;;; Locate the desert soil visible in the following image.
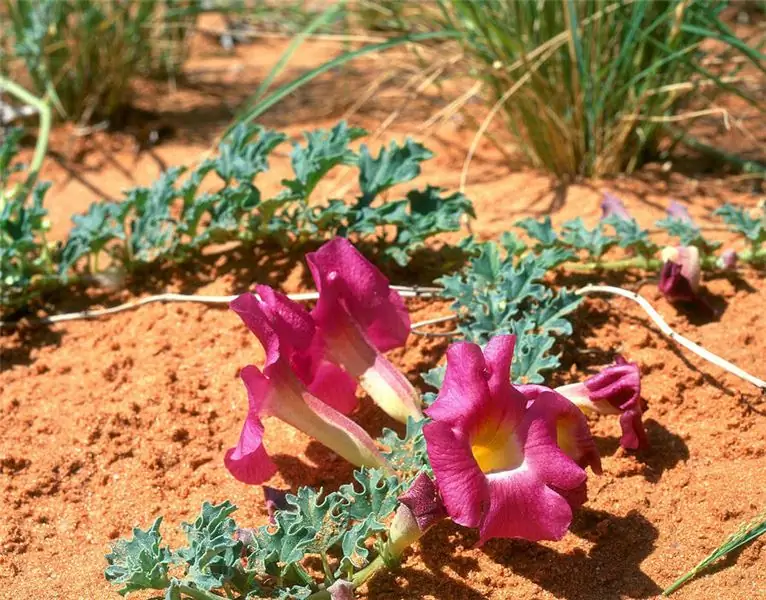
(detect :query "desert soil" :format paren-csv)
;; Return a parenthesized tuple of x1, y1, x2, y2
(2, 15, 765, 600)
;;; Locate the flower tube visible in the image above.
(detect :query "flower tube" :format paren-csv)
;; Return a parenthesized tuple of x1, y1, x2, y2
(552, 357, 648, 450)
(423, 336, 599, 544)
(307, 238, 422, 423)
(225, 289, 388, 484)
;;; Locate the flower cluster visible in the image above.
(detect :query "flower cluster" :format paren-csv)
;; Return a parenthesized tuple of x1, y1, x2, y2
(226, 239, 649, 546)
(226, 238, 422, 484)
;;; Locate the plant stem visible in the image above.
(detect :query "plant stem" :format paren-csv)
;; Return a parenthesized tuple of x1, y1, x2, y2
(577, 284, 766, 393)
(0, 76, 52, 193)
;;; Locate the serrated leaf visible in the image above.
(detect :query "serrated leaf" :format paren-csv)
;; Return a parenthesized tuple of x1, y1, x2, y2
(379, 418, 430, 480)
(511, 330, 558, 384)
(337, 468, 400, 524)
(714, 203, 765, 244)
(357, 138, 433, 207)
(282, 487, 348, 554)
(533, 289, 582, 336)
(421, 365, 446, 389)
(274, 585, 313, 599)
(282, 121, 366, 200)
(176, 501, 242, 591)
(560, 217, 617, 258)
(517, 216, 558, 248)
(603, 215, 657, 256)
(215, 123, 285, 184)
(656, 216, 720, 251)
(105, 518, 172, 595)
(500, 231, 527, 256)
(337, 514, 385, 573)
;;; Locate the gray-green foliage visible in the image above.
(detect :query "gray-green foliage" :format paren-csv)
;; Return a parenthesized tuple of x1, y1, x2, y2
(2, 121, 473, 312)
(0, 129, 57, 307)
(438, 241, 581, 384)
(105, 463, 413, 598)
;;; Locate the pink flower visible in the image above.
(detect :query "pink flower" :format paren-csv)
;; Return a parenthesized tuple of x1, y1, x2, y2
(307, 238, 422, 423)
(601, 192, 631, 221)
(553, 357, 648, 450)
(659, 246, 701, 304)
(225, 288, 388, 484)
(423, 336, 600, 544)
(388, 473, 447, 558)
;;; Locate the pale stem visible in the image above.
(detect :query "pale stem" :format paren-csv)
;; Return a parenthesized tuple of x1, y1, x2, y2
(577, 284, 766, 393)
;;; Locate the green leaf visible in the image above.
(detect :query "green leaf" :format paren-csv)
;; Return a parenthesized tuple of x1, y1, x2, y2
(281, 121, 366, 201)
(604, 215, 658, 257)
(511, 328, 558, 384)
(337, 468, 401, 524)
(105, 518, 172, 595)
(282, 487, 348, 554)
(357, 138, 433, 207)
(379, 418, 430, 481)
(533, 289, 582, 336)
(560, 217, 617, 258)
(714, 203, 765, 245)
(215, 124, 285, 184)
(421, 365, 446, 389)
(655, 216, 720, 251)
(175, 501, 242, 591)
(517, 216, 558, 248)
(337, 514, 385, 574)
(274, 585, 313, 599)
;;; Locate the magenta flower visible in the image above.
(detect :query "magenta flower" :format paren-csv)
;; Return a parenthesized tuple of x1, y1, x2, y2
(307, 238, 422, 423)
(601, 192, 631, 221)
(423, 336, 600, 544)
(659, 246, 701, 304)
(388, 472, 447, 558)
(553, 357, 648, 450)
(225, 288, 388, 484)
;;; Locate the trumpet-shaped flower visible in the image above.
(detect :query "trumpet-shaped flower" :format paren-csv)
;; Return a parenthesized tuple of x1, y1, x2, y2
(718, 249, 737, 270)
(423, 336, 600, 544)
(659, 246, 701, 304)
(225, 288, 387, 484)
(307, 238, 422, 423)
(601, 192, 631, 221)
(552, 357, 648, 450)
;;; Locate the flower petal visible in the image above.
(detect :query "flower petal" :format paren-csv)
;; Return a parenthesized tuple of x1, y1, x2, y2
(480, 470, 575, 544)
(423, 420, 487, 528)
(659, 260, 698, 303)
(307, 360, 359, 415)
(307, 238, 410, 352)
(667, 200, 693, 223)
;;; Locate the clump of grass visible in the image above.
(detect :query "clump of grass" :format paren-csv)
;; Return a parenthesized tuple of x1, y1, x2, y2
(3, 0, 202, 124)
(410, 0, 765, 178)
(663, 508, 766, 596)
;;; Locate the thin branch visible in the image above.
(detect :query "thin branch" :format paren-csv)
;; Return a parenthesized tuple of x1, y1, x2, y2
(577, 284, 766, 393)
(0, 286, 444, 329)
(409, 314, 457, 330)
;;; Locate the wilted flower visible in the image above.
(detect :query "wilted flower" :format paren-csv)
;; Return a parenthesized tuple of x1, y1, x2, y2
(667, 200, 693, 223)
(423, 336, 600, 544)
(327, 579, 354, 600)
(659, 246, 701, 304)
(552, 357, 648, 450)
(225, 288, 388, 484)
(307, 238, 422, 423)
(263, 486, 290, 523)
(389, 472, 447, 558)
(601, 192, 631, 221)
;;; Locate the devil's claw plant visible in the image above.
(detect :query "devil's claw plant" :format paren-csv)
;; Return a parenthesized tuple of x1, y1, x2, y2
(1, 121, 474, 314)
(106, 238, 652, 599)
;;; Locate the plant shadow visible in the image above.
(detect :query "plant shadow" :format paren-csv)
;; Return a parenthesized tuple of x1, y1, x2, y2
(482, 508, 662, 600)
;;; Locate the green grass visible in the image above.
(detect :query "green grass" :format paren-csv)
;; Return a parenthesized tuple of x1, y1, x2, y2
(3, 0, 202, 124)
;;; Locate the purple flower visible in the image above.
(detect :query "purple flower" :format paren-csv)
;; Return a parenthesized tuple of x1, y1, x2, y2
(601, 192, 631, 221)
(659, 246, 701, 304)
(389, 473, 447, 558)
(423, 336, 600, 544)
(553, 357, 648, 450)
(225, 288, 388, 485)
(719, 249, 738, 270)
(667, 200, 693, 223)
(307, 239, 422, 423)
